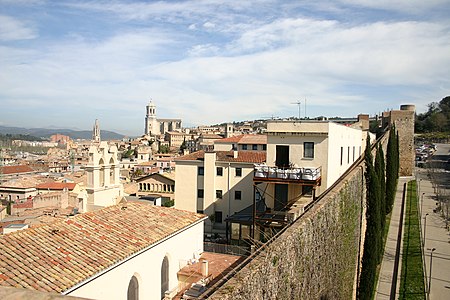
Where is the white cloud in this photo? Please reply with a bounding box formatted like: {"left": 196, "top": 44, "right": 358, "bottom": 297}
{"left": 0, "top": 15, "right": 37, "bottom": 41}
{"left": 0, "top": 1, "right": 449, "bottom": 133}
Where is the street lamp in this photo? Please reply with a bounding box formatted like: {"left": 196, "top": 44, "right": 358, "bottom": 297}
{"left": 428, "top": 248, "right": 436, "bottom": 297}
{"left": 423, "top": 213, "right": 429, "bottom": 248}
{"left": 421, "top": 192, "right": 425, "bottom": 218}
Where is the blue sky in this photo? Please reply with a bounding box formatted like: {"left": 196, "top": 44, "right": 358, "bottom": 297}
{"left": 1, "top": 0, "right": 449, "bottom": 136}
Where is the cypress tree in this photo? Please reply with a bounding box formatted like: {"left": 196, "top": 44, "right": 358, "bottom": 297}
{"left": 375, "top": 144, "right": 386, "bottom": 229}
{"left": 385, "top": 127, "right": 396, "bottom": 214}
{"left": 358, "top": 133, "right": 383, "bottom": 299}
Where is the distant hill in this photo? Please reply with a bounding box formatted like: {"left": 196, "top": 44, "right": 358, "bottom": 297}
{"left": 0, "top": 126, "right": 125, "bottom": 141}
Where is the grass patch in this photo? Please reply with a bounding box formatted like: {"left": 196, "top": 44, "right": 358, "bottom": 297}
{"left": 399, "top": 181, "right": 426, "bottom": 300}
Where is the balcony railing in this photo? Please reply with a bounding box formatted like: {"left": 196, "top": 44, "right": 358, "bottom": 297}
{"left": 253, "top": 164, "right": 321, "bottom": 182}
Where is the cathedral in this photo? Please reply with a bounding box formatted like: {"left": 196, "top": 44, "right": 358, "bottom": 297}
{"left": 144, "top": 101, "right": 182, "bottom": 136}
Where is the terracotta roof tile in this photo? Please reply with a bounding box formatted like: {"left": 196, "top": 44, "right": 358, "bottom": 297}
{"left": 0, "top": 165, "right": 34, "bottom": 175}
{"left": 35, "top": 182, "right": 77, "bottom": 190}
{"left": 215, "top": 135, "right": 244, "bottom": 143}
{"left": 0, "top": 203, "right": 206, "bottom": 293}
{"left": 176, "top": 150, "right": 266, "bottom": 163}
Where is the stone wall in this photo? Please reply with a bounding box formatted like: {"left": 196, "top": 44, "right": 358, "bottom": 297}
{"left": 209, "top": 165, "right": 366, "bottom": 300}
{"left": 382, "top": 104, "right": 415, "bottom": 176}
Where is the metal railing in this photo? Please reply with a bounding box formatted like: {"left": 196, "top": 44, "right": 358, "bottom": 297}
{"left": 253, "top": 165, "right": 321, "bottom": 181}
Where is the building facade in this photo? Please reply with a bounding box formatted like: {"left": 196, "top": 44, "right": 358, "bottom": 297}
{"left": 85, "top": 141, "right": 123, "bottom": 212}
{"left": 175, "top": 151, "right": 266, "bottom": 234}
{"left": 144, "top": 101, "right": 182, "bottom": 136}
{"left": 0, "top": 202, "right": 207, "bottom": 300}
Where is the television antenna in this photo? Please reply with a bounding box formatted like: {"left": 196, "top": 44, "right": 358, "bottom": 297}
{"left": 291, "top": 101, "right": 301, "bottom": 120}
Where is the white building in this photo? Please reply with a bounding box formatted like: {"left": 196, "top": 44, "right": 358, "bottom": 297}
{"left": 144, "top": 101, "right": 182, "bottom": 136}
{"left": 0, "top": 202, "right": 207, "bottom": 300}
{"left": 85, "top": 141, "right": 123, "bottom": 212}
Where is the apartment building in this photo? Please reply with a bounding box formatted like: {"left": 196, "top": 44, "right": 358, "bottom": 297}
{"left": 174, "top": 150, "right": 266, "bottom": 234}
{"left": 226, "top": 120, "right": 370, "bottom": 244}
{"left": 214, "top": 134, "right": 267, "bottom": 152}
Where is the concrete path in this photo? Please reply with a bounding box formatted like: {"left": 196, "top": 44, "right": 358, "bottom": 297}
{"left": 375, "top": 177, "right": 411, "bottom": 300}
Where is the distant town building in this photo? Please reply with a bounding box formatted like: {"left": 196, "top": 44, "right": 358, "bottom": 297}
{"left": 92, "top": 119, "right": 101, "bottom": 142}
{"left": 50, "top": 134, "right": 71, "bottom": 144}
{"left": 144, "top": 101, "right": 182, "bottom": 136}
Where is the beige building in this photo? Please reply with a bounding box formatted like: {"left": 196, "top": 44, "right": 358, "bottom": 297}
{"left": 214, "top": 134, "right": 267, "bottom": 152}
{"left": 165, "top": 131, "right": 189, "bottom": 148}
{"left": 174, "top": 150, "right": 266, "bottom": 234}
{"left": 136, "top": 172, "right": 175, "bottom": 202}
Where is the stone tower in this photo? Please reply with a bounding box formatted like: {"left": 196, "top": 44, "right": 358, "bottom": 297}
{"left": 92, "top": 119, "right": 101, "bottom": 142}
{"left": 383, "top": 104, "right": 415, "bottom": 176}
{"left": 85, "top": 141, "right": 123, "bottom": 211}
{"left": 145, "top": 101, "right": 160, "bottom": 136}
{"left": 225, "top": 123, "right": 234, "bottom": 138}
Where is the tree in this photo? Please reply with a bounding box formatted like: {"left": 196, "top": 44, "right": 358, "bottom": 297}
{"left": 385, "top": 126, "right": 398, "bottom": 214}
{"left": 159, "top": 145, "right": 169, "bottom": 154}
{"left": 359, "top": 133, "right": 383, "bottom": 299}
{"left": 375, "top": 144, "right": 386, "bottom": 229}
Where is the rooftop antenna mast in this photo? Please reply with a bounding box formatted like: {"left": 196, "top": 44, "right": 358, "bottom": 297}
{"left": 291, "top": 100, "right": 301, "bottom": 120}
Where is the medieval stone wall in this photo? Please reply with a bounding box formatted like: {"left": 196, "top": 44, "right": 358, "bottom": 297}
{"left": 209, "top": 165, "right": 366, "bottom": 300}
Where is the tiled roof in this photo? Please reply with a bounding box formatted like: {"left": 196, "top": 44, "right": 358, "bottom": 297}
{"left": 239, "top": 135, "right": 267, "bottom": 145}
{"left": 0, "top": 203, "right": 206, "bottom": 293}
{"left": 0, "top": 165, "right": 34, "bottom": 175}
{"left": 35, "top": 182, "right": 77, "bottom": 190}
{"left": 215, "top": 135, "right": 244, "bottom": 143}
{"left": 215, "top": 134, "right": 267, "bottom": 145}
{"left": 176, "top": 150, "right": 266, "bottom": 163}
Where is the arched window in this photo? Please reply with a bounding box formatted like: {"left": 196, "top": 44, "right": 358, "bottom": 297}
{"left": 99, "top": 158, "right": 105, "bottom": 187}
{"left": 109, "top": 157, "right": 115, "bottom": 184}
{"left": 127, "top": 275, "right": 139, "bottom": 300}
{"left": 161, "top": 256, "right": 169, "bottom": 298}
{"left": 139, "top": 183, "right": 143, "bottom": 191}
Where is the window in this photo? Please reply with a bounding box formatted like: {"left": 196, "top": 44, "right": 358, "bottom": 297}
{"left": 302, "top": 185, "right": 313, "bottom": 197}
{"left": 353, "top": 146, "right": 356, "bottom": 161}
{"left": 161, "top": 256, "right": 169, "bottom": 299}
{"left": 242, "top": 144, "right": 248, "bottom": 150}
{"left": 304, "top": 142, "right": 314, "bottom": 158}
{"left": 198, "top": 189, "right": 204, "bottom": 198}
{"left": 198, "top": 166, "right": 204, "bottom": 175}
{"left": 262, "top": 144, "right": 267, "bottom": 151}
{"left": 215, "top": 211, "right": 223, "bottom": 223}
{"left": 252, "top": 144, "right": 258, "bottom": 150}
{"left": 127, "top": 275, "right": 139, "bottom": 300}
{"left": 197, "top": 210, "right": 204, "bottom": 214}
{"left": 216, "top": 167, "right": 223, "bottom": 176}
{"left": 216, "top": 190, "right": 223, "bottom": 199}
{"left": 348, "top": 146, "right": 350, "bottom": 164}
{"left": 235, "top": 190, "right": 242, "bottom": 200}
{"left": 340, "top": 147, "right": 344, "bottom": 166}
{"left": 235, "top": 167, "right": 242, "bottom": 177}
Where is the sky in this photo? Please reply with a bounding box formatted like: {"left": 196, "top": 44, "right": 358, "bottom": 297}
{"left": 1, "top": 0, "right": 449, "bottom": 136}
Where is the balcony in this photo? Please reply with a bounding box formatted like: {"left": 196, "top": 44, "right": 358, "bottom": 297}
{"left": 253, "top": 164, "right": 321, "bottom": 184}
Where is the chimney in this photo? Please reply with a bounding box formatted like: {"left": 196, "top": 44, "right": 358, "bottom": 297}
{"left": 233, "top": 151, "right": 238, "bottom": 159}
{"left": 201, "top": 260, "right": 209, "bottom": 277}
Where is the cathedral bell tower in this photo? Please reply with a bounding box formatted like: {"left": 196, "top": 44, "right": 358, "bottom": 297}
{"left": 145, "top": 101, "right": 159, "bottom": 135}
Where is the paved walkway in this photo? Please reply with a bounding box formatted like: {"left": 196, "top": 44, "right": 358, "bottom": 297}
{"left": 375, "top": 177, "right": 412, "bottom": 300}
{"left": 417, "top": 168, "right": 450, "bottom": 299}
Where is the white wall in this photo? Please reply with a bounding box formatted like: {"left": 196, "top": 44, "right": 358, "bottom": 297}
{"left": 68, "top": 220, "right": 204, "bottom": 300}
